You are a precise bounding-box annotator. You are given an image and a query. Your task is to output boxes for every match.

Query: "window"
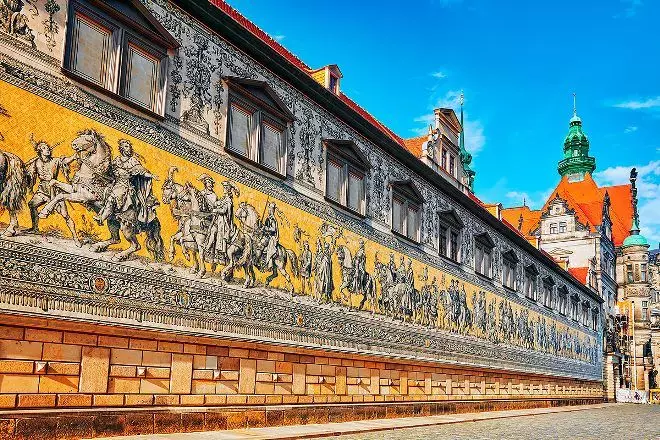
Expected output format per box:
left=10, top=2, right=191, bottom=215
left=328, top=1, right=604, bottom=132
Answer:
left=226, top=78, right=294, bottom=176
left=502, top=251, right=518, bottom=290
left=474, top=233, right=494, bottom=278
left=323, top=140, right=369, bottom=215
left=524, top=266, right=538, bottom=300
left=542, top=278, right=554, bottom=308
left=626, top=264, right=634, bottom=283
left=592, top=309, right=598, bottom=331
left=390, top=181, right=423, bottom=242
left=571, top=296, right=579, bottom=321
left=558, top=287, right=568, bottom=315
left=441, top=148, right=447, bottom=170
left=449, top=155, right=456, bottom=177
left=64, top=0, right=177, bottom=115
left=329, top=74, right=339, bottom=93
left=581, top=303, right=590, bottom=326
left=559, top=222, right=567, bottom=233
left=642, top=301, right=648, bottom=321
left=439, top=210, right=463, bottom=263
left=549, top=223, right=558, bottom=234
left=641, top=264, right=647, bottom=282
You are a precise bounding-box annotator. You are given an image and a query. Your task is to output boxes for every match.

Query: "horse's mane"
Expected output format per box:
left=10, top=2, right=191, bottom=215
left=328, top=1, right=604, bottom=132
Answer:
left=77, top=129, right=111, bottom=151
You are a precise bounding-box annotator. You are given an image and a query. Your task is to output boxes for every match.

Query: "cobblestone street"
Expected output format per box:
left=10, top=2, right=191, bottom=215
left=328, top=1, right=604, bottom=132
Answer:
left=339, top=404, right=660, bottom=440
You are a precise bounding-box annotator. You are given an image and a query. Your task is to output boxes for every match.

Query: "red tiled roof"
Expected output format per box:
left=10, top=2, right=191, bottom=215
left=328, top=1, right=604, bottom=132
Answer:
left=402, top=135, right=426, bottom=158
left=500, top=174, right=632, bottom=246
left=501, top=205, right=542, bottom=239
left=568, top=267, right=588, bottom=284
left=208, top=0, right=406, bottom=149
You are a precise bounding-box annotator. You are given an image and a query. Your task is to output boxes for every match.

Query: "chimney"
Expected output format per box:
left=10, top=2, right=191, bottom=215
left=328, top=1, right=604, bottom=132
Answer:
left=433, top=108, right=441, bottom=130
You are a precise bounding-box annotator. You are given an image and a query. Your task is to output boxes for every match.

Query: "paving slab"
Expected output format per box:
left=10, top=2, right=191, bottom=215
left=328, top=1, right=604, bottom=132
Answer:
left=91, top=403, right=613, bottom=440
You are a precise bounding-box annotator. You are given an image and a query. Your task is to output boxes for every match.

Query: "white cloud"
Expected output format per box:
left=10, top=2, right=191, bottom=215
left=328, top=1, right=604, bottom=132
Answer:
left=624, top=126, right=638, bottom=133
left=593, top=160, right=660, bottom=244
left=503, top=187, right=554, bottom=210
left=412, top=90, right=486, bottom=157
left=273, top=35, right=285, bottom=42
left=612, top=97, right=660, bottom=110
left=431, top=71, right=447, bottom=79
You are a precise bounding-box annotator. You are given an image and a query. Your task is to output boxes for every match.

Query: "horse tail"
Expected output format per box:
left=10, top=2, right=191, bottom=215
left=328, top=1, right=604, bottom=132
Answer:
left=146, top=218, right=166, bottom=262
left=286, top=248, right=299, bottom=278
left=0, top=151, right=27, bottom=213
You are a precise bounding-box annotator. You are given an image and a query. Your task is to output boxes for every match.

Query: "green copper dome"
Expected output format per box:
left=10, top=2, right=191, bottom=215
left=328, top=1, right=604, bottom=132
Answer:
left=557, top=96, right=596, bottom=178
left=623, top=233, right=649, bottom=247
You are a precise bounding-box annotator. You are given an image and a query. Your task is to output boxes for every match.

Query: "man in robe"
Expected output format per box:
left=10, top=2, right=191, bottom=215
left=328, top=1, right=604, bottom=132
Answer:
left=299, top=240, right=313, bottom=297
left=259, top=202, right=279, bottom=268
left=314, top=239, right=334, bottom=303
left=205, top=180, right=239, bottom=267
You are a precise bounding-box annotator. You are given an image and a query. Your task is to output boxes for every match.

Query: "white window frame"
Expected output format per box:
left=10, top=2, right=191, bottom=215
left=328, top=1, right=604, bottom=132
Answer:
left=392, top=194, right=420, bottom=242
left=474, top=234, right=493, bottom=278
left=524, top=266, right=538, bottom=300
left=227, top=93, right=288, bottom=177
left=502, top=253, right=517, bottom=290
left=324, top=142, right=367, bottom=216
left=63, top=0, right=171, bottom=116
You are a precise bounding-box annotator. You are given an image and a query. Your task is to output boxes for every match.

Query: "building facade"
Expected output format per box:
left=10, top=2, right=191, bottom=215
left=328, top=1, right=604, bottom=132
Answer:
left=500, top=103, right=656, bottom=400
left=0, top=0, right=602, bottom=437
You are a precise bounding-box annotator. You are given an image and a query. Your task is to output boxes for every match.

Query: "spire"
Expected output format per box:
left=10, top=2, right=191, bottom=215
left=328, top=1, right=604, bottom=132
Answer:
left=557, top=92, right=595, bottom=179
left=458, top=90, right=476, bottom=191
left=623, top=167, right=649, bottom=248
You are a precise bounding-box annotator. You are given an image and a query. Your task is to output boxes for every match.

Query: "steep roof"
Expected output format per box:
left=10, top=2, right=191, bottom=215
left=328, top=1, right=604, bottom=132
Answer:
left=501, top=205, right=542, bottom=239
left=402, top=135, right=426, bottom=158
left=501, top=174, right=632, bottom=246
left=568, top=267, right=589, bottom=284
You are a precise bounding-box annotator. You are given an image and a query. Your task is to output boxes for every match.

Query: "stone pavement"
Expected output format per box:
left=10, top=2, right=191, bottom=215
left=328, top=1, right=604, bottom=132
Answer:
left=92, top=403, right=615, bottom=440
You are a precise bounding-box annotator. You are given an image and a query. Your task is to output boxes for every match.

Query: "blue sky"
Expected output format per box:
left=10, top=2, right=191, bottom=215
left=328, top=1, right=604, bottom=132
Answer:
left=230, top=0, right=659, bottom=245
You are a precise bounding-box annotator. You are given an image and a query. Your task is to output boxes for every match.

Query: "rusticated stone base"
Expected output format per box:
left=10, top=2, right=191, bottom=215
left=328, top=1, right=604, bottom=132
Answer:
left=1, top=399, right=604, bottom=439
left=0, top=314, right=603, bottom=438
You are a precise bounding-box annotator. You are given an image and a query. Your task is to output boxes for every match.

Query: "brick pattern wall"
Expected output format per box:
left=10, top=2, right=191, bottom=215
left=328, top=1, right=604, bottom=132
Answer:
left=0, top=316, right=603, bottom=411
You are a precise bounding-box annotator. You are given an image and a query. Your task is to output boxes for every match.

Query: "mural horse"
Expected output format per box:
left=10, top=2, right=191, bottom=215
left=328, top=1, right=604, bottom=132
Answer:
left=161, top=166, right=211, bottom=276
left=336, top=245, right=376, bottom=312
left=38, top=130, right=165, bottom=262
left=223, top=202, right=299, bottom=293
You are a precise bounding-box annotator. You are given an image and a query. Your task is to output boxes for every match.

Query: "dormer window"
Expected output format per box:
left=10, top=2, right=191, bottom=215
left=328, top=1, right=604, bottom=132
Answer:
left=449, top=155, right=456, bottom=177
left=225, top=77, right=294, bottom=177
left=324, top=140, right=369, bottom=216
left=63, top=0, right=178, bottom=116
left=438, top=209, right=463, bottom=263
left=390, top=181, right=424, bottom=243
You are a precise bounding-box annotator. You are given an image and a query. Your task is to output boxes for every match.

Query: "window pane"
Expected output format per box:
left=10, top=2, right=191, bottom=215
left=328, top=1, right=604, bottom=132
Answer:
left=450, top=231, right=459, bottom=261
left=125, top=44, right=157, bottom=109
left=326, top=160, right=342, bottom=203
left=392, top=198, right=404, bottom=234
left=407, top=206, right=418, bottom=241
left=475, top=245, right=483, bottom=274
left=347, top=172, right=364, bottom=213
left=71, top=14, right=111, bottom=85
left=229, top=105, right=251, bottom=156
left=439, top=226, right=448, bottom=257
left=484, top=250, right=491, bottom=277
left=261, top=123, right=282, bottom=172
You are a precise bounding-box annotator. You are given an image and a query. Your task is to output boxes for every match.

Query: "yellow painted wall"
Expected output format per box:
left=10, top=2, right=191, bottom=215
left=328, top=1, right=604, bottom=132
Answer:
left=0, top=80, right=596, bottom=362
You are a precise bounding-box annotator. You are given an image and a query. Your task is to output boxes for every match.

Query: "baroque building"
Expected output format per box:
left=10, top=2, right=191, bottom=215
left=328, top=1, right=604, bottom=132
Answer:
left=500, top=100, right=656, bottom=400
left=0, top=0, right=602, bottom=437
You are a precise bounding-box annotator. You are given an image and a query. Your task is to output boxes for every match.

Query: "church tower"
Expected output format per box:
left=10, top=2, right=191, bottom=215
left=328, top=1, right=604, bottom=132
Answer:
left=557, top=94, right=596, bottom=181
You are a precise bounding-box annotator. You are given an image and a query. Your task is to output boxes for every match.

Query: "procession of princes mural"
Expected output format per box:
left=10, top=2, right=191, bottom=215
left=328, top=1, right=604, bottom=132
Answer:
left=0, top=114, right=597, bottom=365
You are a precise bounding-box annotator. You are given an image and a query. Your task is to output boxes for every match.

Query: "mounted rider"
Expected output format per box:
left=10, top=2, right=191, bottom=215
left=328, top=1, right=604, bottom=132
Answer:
left=95, top=139, right=158, bottom=227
